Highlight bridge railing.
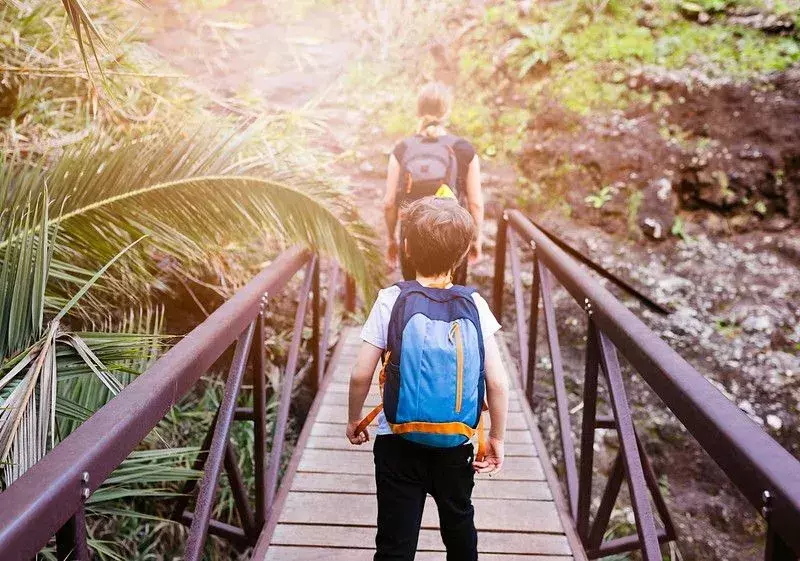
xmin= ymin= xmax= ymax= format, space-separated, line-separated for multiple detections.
xmin=0 ymin=246 xmax=352 ymax=561
xmin=493 ymin=209 xmax=800 ymax=561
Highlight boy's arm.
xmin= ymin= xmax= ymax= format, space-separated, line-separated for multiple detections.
xmin=346 ymin=342 xmax=384 ymax=444
xmin=474 ymin=334 xmax=509 ymax=473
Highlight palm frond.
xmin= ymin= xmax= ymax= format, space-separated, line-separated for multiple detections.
xmin=0 ymin=237 xmax=155 ymax=486
xmin=1 ymin=123 xmax=383 ymax=301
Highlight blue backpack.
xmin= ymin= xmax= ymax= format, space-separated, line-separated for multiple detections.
xmin=357 ymin=281 xmax=487 ymax=452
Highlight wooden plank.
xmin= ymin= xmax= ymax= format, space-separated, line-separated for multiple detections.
xmin=279 ymin=493 xmax=563 ymax=533
xmin=320 ymin=390 xmax=523 ymax=412
xmin=305 ymin=436 xmax=537 ymax=456
xmin=251 ymin=327 xmax=357 ymax=560
xmin=320 ymin=392 xmax=381 ymax=407
xmin=265 ymin=547 xmax=573 ymax=561
xmin=497 ymin=336 xmax=589 ymax=561
xmin=271 ymin=524 xmax=572 ymax=555
xmin=309 ymin=423 xmax=534 ymax=444
xmin=298 ymin=448 xmax=545 ymax=481
xmin=297 ymin=448 xmax=545 ymax=480
xmin=288 ymin=472 xmax=553 ymax=500
xmin=315 ymin=405 xmax=530 ymax=430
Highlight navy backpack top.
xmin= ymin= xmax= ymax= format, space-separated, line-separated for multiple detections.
xmin=357 ymin=281 xmax=487 ymax=451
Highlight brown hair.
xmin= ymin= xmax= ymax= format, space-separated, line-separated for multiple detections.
xmin=417 ymin=82 xmax=452 ymax=139
xmin=401 ymin=196 xmax=474 ymax=277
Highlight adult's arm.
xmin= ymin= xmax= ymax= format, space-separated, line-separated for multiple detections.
xmin=384 ymin=154 xmax=400 ymax=245
xmin=384 ymin=154 xmax=401 ymax=267
xmin=464 ymin=155 xmax=484 ymax=253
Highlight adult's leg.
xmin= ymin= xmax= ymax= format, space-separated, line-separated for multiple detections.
xmin=399 ymin=245 xmax=416 ymax=281
xmin=429 ymin=444 xmax=478 ymax=561
xmin=374 ymin=436 xmax=427 ymax=561
xmin=453 ymin=259 xmax=468 ymax=286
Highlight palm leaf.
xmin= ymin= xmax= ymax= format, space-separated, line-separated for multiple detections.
xmin=0 ymin=238 xmax=152 ymax=486
xmin=1 ymin=124 xmax=383 ymax=302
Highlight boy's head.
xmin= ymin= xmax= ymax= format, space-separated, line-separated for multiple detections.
xmin=401 ymin=196 xmax=474 ymax=277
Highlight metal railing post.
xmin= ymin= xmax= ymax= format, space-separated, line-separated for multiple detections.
xmin=265 ymin=259 xmax=316 ymax=516
xmin=252 ymin=311 xmax=268 ymax=529
xmin=576 ymin=320 xmax=600 ymax=540
xmin=55 ymin=508 xmax=89 ymax=561
xmin=344 ymin=275 xmax=357 ymax=313
xmin=491 ymin=212 xmax=508 ymax=317
xmin=310 ymin=258 xmax=321 ymax=395
xmin=318 ymin=264 xmax=341 ymax=386
xmin=525 ymin=255 xmax=541 ymax=404
xmin=184 ymin=322 xmax=256 ymax=561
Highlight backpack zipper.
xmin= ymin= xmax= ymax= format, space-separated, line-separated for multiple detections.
xmin=450 ymin=321 xmax=464 ymax=413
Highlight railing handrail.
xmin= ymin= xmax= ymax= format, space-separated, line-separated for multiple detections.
xmin=503 ymin=209 xmax=800 ymax=555
xmin=0 ymin=247 xmax=311 ymax=561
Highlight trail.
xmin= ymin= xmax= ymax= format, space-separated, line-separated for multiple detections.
xmin=142 ymin=0 xmax=517 ymax=249
xmin=143 ymin=1 xmax=394 ymax=237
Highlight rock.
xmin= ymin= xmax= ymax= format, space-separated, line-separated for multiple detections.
xmin=638 ymin=178 xmax=678 ymax=241
xmin=679 ymin=2 xmax=704 ymax=20
xmin=763 ymin=216 xmax=792 ymax=231
xmin=727 ymin=13 xmax=795 ymax=34
xmin=700 ymin=212 xmax=728 ymax=235
xmin=669 ymin=307 xmax=708 ymax=338
xmin=657 ymin=275 xmax=693 ymax=296
xmin=741 ymin=315 xmax=773 ymax=333
xmin=765 ymin=414 xmax=783 ymax=430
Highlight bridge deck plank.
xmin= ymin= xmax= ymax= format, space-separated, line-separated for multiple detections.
xmin=254 ymin=326 xmax=584 ymax=560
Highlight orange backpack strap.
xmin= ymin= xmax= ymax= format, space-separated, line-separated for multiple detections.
xmin=355 ymin=351 xmax=391 ymax=436
xmin=356 ymin=403 xmax=383 ymax=436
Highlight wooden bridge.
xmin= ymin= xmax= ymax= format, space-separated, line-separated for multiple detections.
xmin=0 ymin=210 xmax=798 ymax=561
xmin=251 ymin=327 xmax=583 ymax=560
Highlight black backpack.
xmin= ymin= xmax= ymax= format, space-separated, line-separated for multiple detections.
xmin=397 ymin=135 xmax=458 ymax=204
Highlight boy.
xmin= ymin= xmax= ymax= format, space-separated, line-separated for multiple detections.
xmin=346 ymin=196 xmax=510 ymax=561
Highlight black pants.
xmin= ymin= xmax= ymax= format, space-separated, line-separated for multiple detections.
xmin=373 ymin=435 xmax=477 ymax=561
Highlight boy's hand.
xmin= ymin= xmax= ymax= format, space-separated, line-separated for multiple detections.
xmin=346 ymin=420 xmax=369 ymax=445
xmin=473 ymin=437 xmax=504 ymax=475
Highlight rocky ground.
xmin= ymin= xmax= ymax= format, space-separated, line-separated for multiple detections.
xmin=140 ymin=1 xmax=798 ymax=559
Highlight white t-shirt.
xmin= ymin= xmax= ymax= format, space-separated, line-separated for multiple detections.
xmin=360 ymin=285 xmax=502 ymax=435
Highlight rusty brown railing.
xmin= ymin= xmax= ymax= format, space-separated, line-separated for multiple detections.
xmin=492 ymin=209 xmax=800 ymax=561
xmin=0 ymin=247 xmax=354 ymax=561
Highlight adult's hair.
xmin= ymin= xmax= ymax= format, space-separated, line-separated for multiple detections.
xmin=401 ymin=196 xmax=474 ymax=277
xmin=417 ymin=82 xmax=452 ymax=139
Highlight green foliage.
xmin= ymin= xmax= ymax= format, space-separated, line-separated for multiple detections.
xmin=671 ymin=215 xmax=694 ymax=242
xmin=585 ymin=185 xmax=615 ymax=208
xmin=627 ymin=190 xmax=643 ymax=235
xmin=516 ymin=22 xmax=567 ymax=77
xmin=655 ymin=21 xmax=800 ymax=76
xmin=714 ymin=317 xmax=742 ymax=338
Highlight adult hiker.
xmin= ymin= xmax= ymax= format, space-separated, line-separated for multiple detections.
xmin=384 ymin=81 xmax=484 ymax=284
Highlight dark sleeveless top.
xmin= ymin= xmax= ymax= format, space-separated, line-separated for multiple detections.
xmin=392 ymin=134 xmax=476 ymax=196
